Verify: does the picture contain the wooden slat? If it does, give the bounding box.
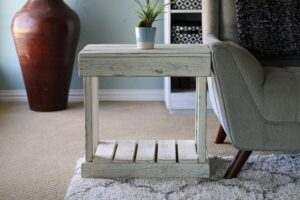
[157,140,176,163]
[84,77,99,162]
[94,140,116,163]
[177,140,198,164]
[136,140,156,163]
[195,77,207,163]
[114,140,136,163]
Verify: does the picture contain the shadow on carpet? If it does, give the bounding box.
[65,154,300,200]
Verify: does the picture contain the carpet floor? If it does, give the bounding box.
[65,154,300,200]
[0,102,257,199]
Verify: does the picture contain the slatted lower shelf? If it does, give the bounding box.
[94,139,200,164]
[82,140,209,178]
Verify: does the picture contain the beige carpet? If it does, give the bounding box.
[0,102,237,200]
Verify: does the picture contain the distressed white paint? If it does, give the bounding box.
[114,140,136,163]
[195,77,207,163]
[79,44,211,77]
[157,140,176,163]
[82,162,210,178]
[177,140,198,164]
[79,44,211,177]
[136,140,156,163]
[84,77,99,162]
[94,140,117,163]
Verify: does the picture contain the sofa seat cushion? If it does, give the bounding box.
[263,67,300,123]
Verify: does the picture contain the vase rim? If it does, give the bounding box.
[28,0,62,2]
[28,0,63,1]
[135,27,156,29]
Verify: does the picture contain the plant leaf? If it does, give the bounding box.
[134,0,171,27]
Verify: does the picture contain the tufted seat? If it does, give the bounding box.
[263,67,300,123]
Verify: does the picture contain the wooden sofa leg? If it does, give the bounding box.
[215,125,226,144]
[224,150,252,179]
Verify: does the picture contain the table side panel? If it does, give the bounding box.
[79,56,211,77]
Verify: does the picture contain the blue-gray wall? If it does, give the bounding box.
[0,0,164,90]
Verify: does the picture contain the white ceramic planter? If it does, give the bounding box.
[135,27,156,49]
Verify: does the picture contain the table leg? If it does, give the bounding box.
[195,77,207,163]
[84,77,99,162]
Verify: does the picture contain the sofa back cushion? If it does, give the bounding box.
[236,0,300,57]
[218,0,300,65]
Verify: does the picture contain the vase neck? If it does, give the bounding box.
[28,0,61,2]
[26,0,63,8]
[27,0,62,5]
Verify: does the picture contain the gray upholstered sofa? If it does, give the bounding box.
[202,0,300,178]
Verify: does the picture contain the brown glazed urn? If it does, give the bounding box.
[12,0,80,111]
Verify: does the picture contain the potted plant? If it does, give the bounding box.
[134,0,166,49]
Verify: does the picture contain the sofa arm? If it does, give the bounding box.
[202,0,220,43]
[205,34,224,50]
[210,41,266,147]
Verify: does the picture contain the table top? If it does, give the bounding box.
[79,44,210,57]
[78,44,211,77]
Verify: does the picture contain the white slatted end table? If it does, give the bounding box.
[79,44,211,178]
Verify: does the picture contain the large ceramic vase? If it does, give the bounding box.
[12,0,80,111]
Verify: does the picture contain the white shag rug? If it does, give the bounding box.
[65,154,300,200]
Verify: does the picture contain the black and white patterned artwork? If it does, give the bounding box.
[171,0,202,10]
[171,24,202,44]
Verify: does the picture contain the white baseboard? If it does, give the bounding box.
[0,89,212,110]
[0,89,164,102]
[0,90,28,102]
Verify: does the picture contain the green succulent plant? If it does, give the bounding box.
[134,0,173,27]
